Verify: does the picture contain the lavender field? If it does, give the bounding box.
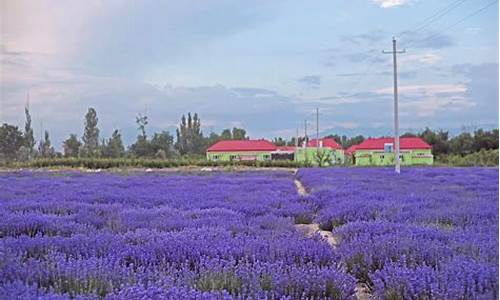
[0,168,498,299]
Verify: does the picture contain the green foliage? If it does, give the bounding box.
[196,272,243,294]
[231,127,247,140]
[150,131,174,158]
[82,107,100,157]
[0,123,24,162]
[314,149,333,167]
[176,113,204,155]
[24,105,35,159]
[436,149,498,166]
[38,130,55,158]
[15,157,308,169]
[102,130,125,158]
[325,134,365,148]
[63,134,82,158]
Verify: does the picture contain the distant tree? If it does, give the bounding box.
[130,114,151,157]
[273,137,287,146]
[63,134,82,158]
[205,132,221,148]
[0,123,24,162]
[99,130,125,158]
[23,104,35,159]
[150,131,174,158]
[175,112,204,155]
[82,107,100,157]
[136,114,148,140]
[401,132,417,138]
[419,128,450,156]
[232,127,247,140]
[346,135,365,148]
[449,132,475,156]
[220,129,232,140]
[287,136,305,147]
[473,129,499,152]
[38,130,55,158]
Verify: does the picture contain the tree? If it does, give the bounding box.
[273,137,287,146]
[63,134,82,158]
[419,128,450,156]
[0,123,24,162]
[82,107,100,157]
[232,127,247,140]
[150,131,174,158]
[136,114,148,140]
[220,129,232,140]
[450,132,474,155]
[102,130,125,158]
[23,105,35,159]
[38,130,55,158]
[130,114,151,157]
[175,112,204,155]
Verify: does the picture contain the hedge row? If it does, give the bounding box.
[436,149,499,167]
[9,158,311,169]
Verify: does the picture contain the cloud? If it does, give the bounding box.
[374,83,475,117]
[451,63,499,121]
[401,53,441,65]
[399,31,454,49]
[341,30,386,45]
[297,75,321,88]
[372,0,414,8]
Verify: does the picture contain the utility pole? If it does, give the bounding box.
[304,120,308,147]
[295,128,299,162]
[383,37,405,174]
[316,108,319,153]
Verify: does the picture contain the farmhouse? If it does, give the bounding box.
[295,138,345,165]
[352,137,433,166]
[206,139,277,161]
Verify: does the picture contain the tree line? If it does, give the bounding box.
[1,104,498,163]
[0,106,249,163]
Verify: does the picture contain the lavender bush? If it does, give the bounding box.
[0,171,355,299]
[297,167,499,299]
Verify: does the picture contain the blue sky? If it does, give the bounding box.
[1,0,498,147]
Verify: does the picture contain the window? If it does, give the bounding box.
[263,154,271,160]
[380,155,385,161]
[229,154,239,160]
[212,155,220,161]
[384,143,394,153]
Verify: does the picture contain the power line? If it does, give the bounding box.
[406,0,498,48]
[401,0,468,40]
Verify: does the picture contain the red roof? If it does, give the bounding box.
[355,137,431,150]
[207,139,277,152]
[276,146,296,152]
[307,138,342,150]
[345,145,357,155]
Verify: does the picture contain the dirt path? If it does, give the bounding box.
[293,176,371,300]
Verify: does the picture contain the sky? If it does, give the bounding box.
[1,0,499,148]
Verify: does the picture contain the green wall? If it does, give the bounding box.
[354,149,433,166]
[295,147,344,166]
[206,151,272,162]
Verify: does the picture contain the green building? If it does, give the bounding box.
[206,139,277,162]
[295,138,345,166]
[352,137,433,166]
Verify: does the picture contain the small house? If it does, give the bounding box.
[352,137,433,166]
[295,138,344,165]
[206,139,277,162]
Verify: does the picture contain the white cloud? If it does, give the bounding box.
[375,84,466,96]
[401,53,442,65]
[372,0,414,8]
[374,84,472,117]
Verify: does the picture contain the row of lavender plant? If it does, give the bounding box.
[0,171,355,299]
[297,167,499,299]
